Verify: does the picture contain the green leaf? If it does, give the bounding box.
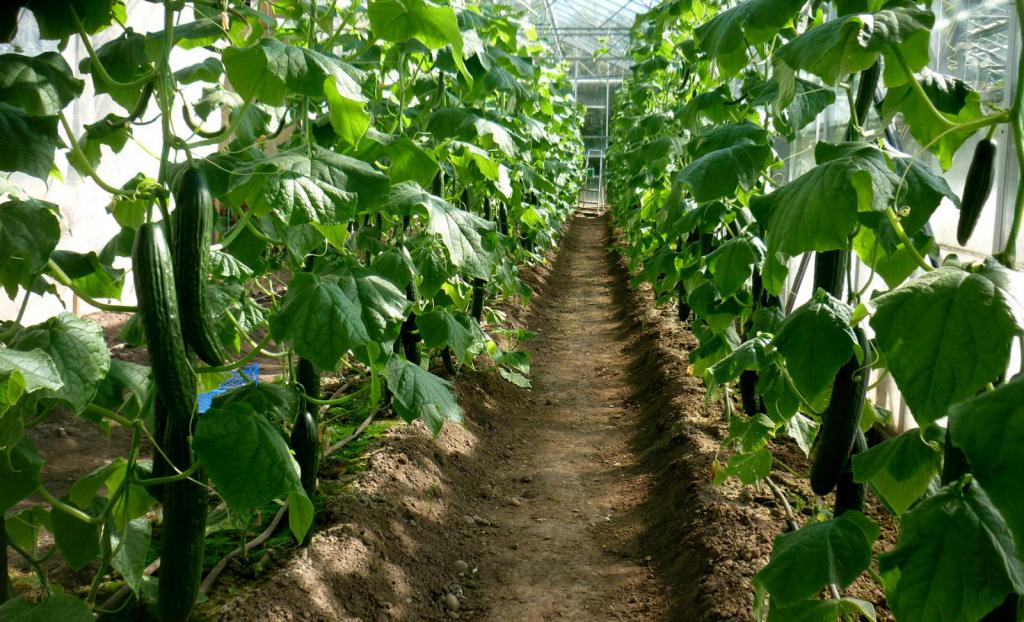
[175,58,223,84]
[10,313,111,414]
[417,308,486,363]
[357,130,438,188]
[707,336,770,385]
[428,109,516,156]
[755,511,879,606]
[324,75,370,146]
[773,291,857,401]
[0,594,95,622]
[776,4,933,85]
[222,39,361,106]
[79,31,151,110]
[694,0,806,76]
[385,357,462,434]
[783,413,819,457]
[110,517,151,595]
[29,0,118,39]
[211,382,301,429]
[194,403,306,512]
[870,261,1022,425]
[750,142,898,258]
[948,376,1024,556]
[0,438,44,513]
[91,359,150,421]
[384,181,496,279]
[0,104,59,180]
[768,597,877,622]
[0,348,63,411]
[0,198,60,297]
[853,225,934,289]
[879,482,1024,622]
[50,250,125,300]
[229,147,388,225]
[852,427,941,515]
[51,501,101,570]
[270,269,409,371]
[713,447,772,486]
[368,0,465,57]
[706,235,765,297]
[675,141,772,204]
[0,52,83,116]
[882,70,985,170]
[287,491,314,543]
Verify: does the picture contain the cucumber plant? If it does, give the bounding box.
[0,0,583,618]
[608,0,1024,620]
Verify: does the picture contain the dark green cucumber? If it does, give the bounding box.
[172,167,224,366]
[133,223,206,622]
[296,357,319,413]
[845,62,880,141]
[739,370,759,417]
[400,283,421,364]
[291,410,319,497]
[441,347,458,375]
[813,250,847,299]
[498,203,509,236]
[957,139,996,246]
[810,327,872,496]
[834,431,867,515]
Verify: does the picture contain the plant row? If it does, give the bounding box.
[607,0,1023,620]
[0,1,584,619]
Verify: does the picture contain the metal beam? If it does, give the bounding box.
[539,0,564,58]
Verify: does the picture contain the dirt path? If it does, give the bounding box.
[468,214,670,620]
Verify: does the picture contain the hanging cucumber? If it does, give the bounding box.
[172,167,224,366]
[813,250,847,299]
[675,237,690,322]
[739,370,759,417]
[291,410,319,497]
[833,431,867,515]
[845,62,880,141]
[956,138,997,246]
[810,327,872,496]
[133,222,206,622]
[498,203,509,236]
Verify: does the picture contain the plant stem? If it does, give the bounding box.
[890,45,955,129]
[195,333,273,373]
[37,485,100,524]
[72,8,156,91]
[134,460,202,486]
[57,113,129,196]
[8,539,49,596]
[47,259,138,312]
[186,102,253,148]
[884,208,933,272]
[995,0,1024,268]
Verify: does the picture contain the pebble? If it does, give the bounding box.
[472,515,491,526]
[444,593,460,611]
[454,560,469,573]
[508,496,522,507]
[462,515,476,526]
[520,475,534,483]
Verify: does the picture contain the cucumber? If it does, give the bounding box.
[133,223,206,622]
[810,327,871,496]
[498,203,509,236]
[296,357,319,413]
[845,62,880,141]
[400,283,421,364]
[739,370,759,417]
[172,167,224,366]
[957,139,997,246]
[834,431,867,515]
[813,250,847,299]
[291,410,319,497]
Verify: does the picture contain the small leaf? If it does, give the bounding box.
[287,491,315,543]
[706,235,765,297]
[0,198,60,297]
[713,447,772,486]
[324,76,370,146]
[773,291,857,401]
[51,501,101,570]
[417,308,486,363]
[385,357,463,434]
[767,597,877,622]
[0,438,44,512]
[852,427,941,515]
[110,517,151,595]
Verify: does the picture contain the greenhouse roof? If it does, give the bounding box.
[518,0,654,74]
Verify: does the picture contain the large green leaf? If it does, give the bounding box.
[211,382,301,429]
[0,348,63,413]
[0,437,44,512]
[50,250,125,300]
[705,235,765,297]
[674,140,772,204]
[10,313,111,414]
[417,308,486,363]
[776,4,934,85]
[324,75,370,146]
[29,0,119,39]
[384,181,496,279]
[750,142,898,258]
[50,499,101,570]
[852,427,942,515]
[385,357,462,435]
[368,0,465,59]
[882,70,985,170]
[755,511,879,606]
[428,108,516,156]
[269,269,408,371]
[767,597,877,622]
[0,103,59,180]
[229,147,388,225]
[80,31,151,110]
[0,594,95,622]
[222,39,362,106]
[694,0,806,76]
[772,291,858,402]
[0,52,83,116]
[193,402,307,512]
[879,482,1024,622]
[948,376,1024,556]
[357,130,438,188]
[870,261,1023,425]
[0,198,60,297]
